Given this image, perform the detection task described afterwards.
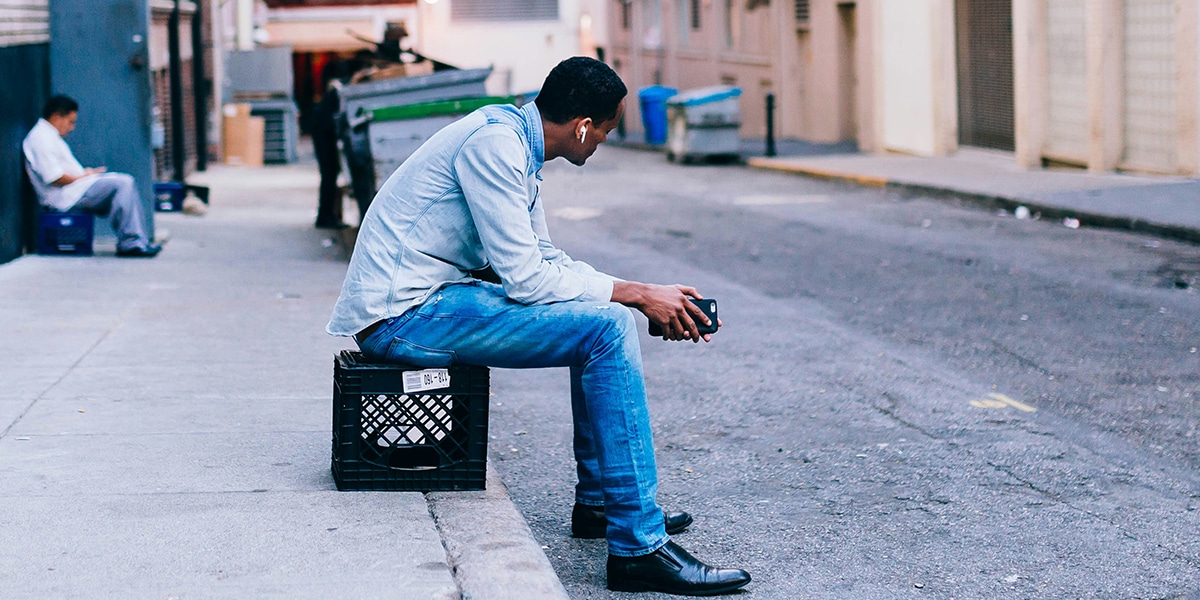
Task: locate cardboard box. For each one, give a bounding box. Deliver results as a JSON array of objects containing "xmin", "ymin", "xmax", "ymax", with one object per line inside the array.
[
  {"xmin": 222, "ymin": 104, "xmax": 264, "ymax": 167},
  {"xmin": 243, "ymin": 117, "xmax": 265, "ymax": 167}
]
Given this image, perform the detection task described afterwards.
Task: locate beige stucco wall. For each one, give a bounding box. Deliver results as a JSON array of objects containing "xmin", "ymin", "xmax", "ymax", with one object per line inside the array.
[
  {"xmin": 415, "ymin": 0, "xmax": 605, "ymax": 97},
  {"xmin": 610, "ymin": 0, "xmax": 868, "ymax": 145},
  {"xmin": 1179, "ymin": 0, "xmax": 1200, "ymax": 173},
  {"xmin": 1013, "ymin": 0, "xmax": 1198, "ymax": 175},
  {"xmin": 876, "ymin": 0, "xmax": 956, "ymax": 156}
]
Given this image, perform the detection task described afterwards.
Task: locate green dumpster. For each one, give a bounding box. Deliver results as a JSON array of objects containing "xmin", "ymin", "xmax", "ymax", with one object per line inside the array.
[{"xmin": 365, "ymin": 96, "xmax": 516, "ymax": 193}]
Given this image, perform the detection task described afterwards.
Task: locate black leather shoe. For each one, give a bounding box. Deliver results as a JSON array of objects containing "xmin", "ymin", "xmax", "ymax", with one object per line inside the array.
[
  {"xmin": 571, "ymin": 503, "xmax": 693, "ymax": 539},
  {"xmin": 607, "ymin": 540, "xmax": 751, "ymax": 596},
  {"xmin": 115, "ymin": 244, "xmax": 161, "ymax": 258}
]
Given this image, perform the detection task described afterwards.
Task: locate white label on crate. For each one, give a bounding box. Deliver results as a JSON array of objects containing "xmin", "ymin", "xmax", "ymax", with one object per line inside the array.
[{"xmin": 402, "ymin": 369, "xmax": 451, "ymax": 394}]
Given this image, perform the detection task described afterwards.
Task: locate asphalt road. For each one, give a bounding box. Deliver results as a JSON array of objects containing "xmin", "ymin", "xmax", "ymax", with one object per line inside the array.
[{"xmin": 487, "ymin": 145, "xmax": 1200, "ymax": 599}]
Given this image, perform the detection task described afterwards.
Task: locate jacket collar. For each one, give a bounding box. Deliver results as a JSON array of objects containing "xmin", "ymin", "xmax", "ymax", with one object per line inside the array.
[{"xmin": 520, "ymin": 101, "xmax": 545, "ymax": 177}]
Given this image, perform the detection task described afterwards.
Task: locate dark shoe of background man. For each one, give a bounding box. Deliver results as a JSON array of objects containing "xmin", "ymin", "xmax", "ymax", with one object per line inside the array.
[
  {"xmin": 571, "ymin": 503, "xmax": 693, "ymax": 539},
  {"xmin": 115, "ymin": 244, "xmax": 161, "ymax": 258},
  {"xmin": 607, "ymin": 540, "xmax": 752, "ymax": 596}
]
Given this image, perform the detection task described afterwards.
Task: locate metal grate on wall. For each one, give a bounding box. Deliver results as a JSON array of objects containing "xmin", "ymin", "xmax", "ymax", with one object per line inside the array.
[
  {"xmin": 0, "ymin": 0, "xmax": 49, "ymax": 47},
  {"xmin": 250, "ymin": 100, "xmax": 299, "ymax": 164},
  {"xmin": 1044, "ymin": 0, "xmax": 1087, "ymax": 163},
  {"xmin": 451, "ymin": 0, "xmax": 558, "ymax": 22},
  {"xmin": 955, "ymin": 0, "xmax": 1015, "ymax": 151},
  {"xmin": 1122, "ymin": 0, "xmax": 1176, "ymax": 172},
  {"xmin": 152, "ymin": 62, "xmax": 198, "ymax": 181},
  {"xmin": 795, "ymin": 0, "xmax": 810, "ymax": 24}
]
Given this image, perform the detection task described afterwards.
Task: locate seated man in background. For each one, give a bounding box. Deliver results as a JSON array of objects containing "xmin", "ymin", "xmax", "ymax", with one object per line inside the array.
[{"xmin": 23, "ymin": 95, "xmax": 161, "ymax": 258}]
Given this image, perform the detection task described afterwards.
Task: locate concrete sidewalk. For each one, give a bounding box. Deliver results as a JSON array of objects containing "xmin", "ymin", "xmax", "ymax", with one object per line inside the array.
[
  {"xmin": 0, "ymin": 163, "xmax": 566, "ymax": 599},
  {"xmin": 747, "ymin": 147, "xmax": 1200, "ymax": 244}
]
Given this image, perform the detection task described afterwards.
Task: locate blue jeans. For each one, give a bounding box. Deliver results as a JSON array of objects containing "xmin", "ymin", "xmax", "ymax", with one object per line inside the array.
[{"xmin": 357, "ymin": 281, "xmax": 669, "ymax": 556}]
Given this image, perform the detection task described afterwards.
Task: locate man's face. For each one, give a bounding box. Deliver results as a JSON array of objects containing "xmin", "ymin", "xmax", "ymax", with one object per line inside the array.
[
  {"xmin": 48, "ymin": 111, "xmax": 77, "ymax": 137},
  {"xmin": 567, "ymin": 99, "xmax": 625, "ymax": 167}
]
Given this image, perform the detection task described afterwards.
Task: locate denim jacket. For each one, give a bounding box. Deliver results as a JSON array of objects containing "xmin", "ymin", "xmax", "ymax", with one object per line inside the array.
[{"xmin": 327, "ymin": 102, "xmax": 615, "ymax": 336}]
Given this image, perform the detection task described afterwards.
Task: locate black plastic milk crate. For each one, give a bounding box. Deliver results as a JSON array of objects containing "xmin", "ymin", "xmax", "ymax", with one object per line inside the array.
[{"xmin": 332, "ymin": 351, "xmax": 489, "ymax": 491}]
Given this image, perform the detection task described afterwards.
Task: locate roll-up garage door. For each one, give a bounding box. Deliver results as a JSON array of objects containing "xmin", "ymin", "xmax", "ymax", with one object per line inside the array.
[
  {"xmin": 1122, "ymin": 0, "xmax": 1176, "ymax": 172},
  {"xmin": 955, "ymin": 0, "xmax": 1015, "ymax": 151},
  {"xmin": 1044, "ymin": 0, "xmax": 1088, "ymax": 164}
]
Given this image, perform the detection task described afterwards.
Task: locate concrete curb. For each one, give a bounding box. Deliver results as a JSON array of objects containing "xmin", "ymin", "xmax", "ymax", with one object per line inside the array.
[
  {"xmin": 427, "ymin": 461, "xmax": 570, "ymax": 600},
  {"xmin": 745, "ymin": 157, "xmax": 889, "ymax": 187},
  {"xmin": 746, "ymin": 158, "xmax": 1200, "ymax": 245}
]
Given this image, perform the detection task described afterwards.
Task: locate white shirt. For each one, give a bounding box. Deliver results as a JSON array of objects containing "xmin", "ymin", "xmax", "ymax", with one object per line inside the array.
[{"xmin": 22, "ymin": 118, "xmax": 98, "ymax": 211}]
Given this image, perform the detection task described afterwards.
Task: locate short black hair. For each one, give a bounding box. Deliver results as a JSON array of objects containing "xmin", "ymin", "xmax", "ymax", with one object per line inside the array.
[
  {"xmin": 43, "ymin": 95, "xmax": 79, "ymax": 119},
  {"xmin": 535, "ymin": 57, "xmax": 627, "ymax": 125}
]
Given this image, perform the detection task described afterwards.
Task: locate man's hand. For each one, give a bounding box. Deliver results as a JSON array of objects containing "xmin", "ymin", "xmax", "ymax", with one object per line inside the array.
[
  {"xmin": 51, "ymin": 167, "xmax": 105, "ymax": 187},
  {"xmin": 611, "ymin": 281, "xmax": 721, "ymax": 343}
]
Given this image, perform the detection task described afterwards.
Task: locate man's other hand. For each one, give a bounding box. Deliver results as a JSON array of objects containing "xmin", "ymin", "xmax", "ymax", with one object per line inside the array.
[{"xmin": 612, "ymin": 282, "xmax": 720, "ymax": 343}]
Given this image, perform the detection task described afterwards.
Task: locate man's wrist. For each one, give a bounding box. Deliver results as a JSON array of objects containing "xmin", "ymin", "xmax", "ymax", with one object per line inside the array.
[{"xmin": 611, "ymin": 281, "xmax": 646, "ymax": 308}]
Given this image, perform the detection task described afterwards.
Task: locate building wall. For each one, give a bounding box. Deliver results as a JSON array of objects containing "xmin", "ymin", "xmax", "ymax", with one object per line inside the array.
[
  {"xmin": 1014, "ymin": 0, "xmax": 1199, "ymax": 175},
  {"xmin": 876, "ymin": 0, "xmax": 956, "ymax": 156},
  {"xmin": 878, "ymin": 1, "xmax": 935, "ymax": 154},
  {"xmin": 263, "ymin": 4, "xmax": 417, "ymax": 52},
  {"xmin": 0, "ymin": 0, "xmax": 51, "ymax": 264},
  {"xmin": 51, "ymin": 0, "xmax": 157, "ymax": 241},
  {"xmin": 610, "ymin": 0, "xmax": 872, "ymax": 145},
  {"xmin": 0, "ymin": 43, "xmax": 50, "ymax": 264},
  {"xmin": 415, "ymin": 0, "xmax": 606, "ymax": 96}
]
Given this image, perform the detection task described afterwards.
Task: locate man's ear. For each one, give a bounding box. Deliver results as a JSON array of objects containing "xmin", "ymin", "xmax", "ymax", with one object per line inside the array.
[{"xmin": 576, "ymin": 117, "xmax": 593, "ymax": 138}]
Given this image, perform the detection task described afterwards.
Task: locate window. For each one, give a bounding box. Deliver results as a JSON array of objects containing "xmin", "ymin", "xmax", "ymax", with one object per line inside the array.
[
  {"xmin": 678, "ymin": 0, "xmax": 691, "ymax": 44},
  {"xmin": 795, "ymin": 0, "xmax": 810, "ymax": 24},
  {"xmin": 451, "ymin": 0, "xmax": 559, "ymax": 22},
  {"xmin": 692, "ymin": 0, "xmax": 702, "ymax": 29},
  {"xmin": 724, "ymin": 0, "xmax": 739, "ymax": 48},
  {"xmin": 645, "ymin": 0, "xmax": 663, "ymax": 49},
  {"xmin": 620, "ymin": 0, "xmax": 632, "ymax": 29}
]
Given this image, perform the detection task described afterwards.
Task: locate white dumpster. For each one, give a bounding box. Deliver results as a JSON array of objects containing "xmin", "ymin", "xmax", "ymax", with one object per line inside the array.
[{"xmin": 665, "ymin": 86, "xmax": 742, "ymax": 162}]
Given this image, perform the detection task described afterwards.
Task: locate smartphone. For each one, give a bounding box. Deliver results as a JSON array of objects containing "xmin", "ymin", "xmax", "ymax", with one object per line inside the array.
[{"xmin": 648, "ymin": 298, "xmax": 719, "ymax": 337}]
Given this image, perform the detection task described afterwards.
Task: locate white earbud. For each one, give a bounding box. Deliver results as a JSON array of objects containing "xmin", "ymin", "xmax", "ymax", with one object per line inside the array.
[{"xmin": 579, "ymin": 125, "xmax": 587, "ymax": 143}]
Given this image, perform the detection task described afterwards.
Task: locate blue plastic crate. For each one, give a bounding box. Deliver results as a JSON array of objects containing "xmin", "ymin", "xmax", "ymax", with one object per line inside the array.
[
  {"xmin": 153, "ymin": 181, "xmax": 186, "ymax": 212},
  {"xmin": 37, "ymin": 212, "xmax": 94, "ymax": 256}
]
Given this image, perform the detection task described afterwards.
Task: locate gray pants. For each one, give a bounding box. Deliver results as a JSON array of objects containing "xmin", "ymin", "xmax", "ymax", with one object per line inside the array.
[{"xmin": 73, "ymin": 173, "xmax": 151, "ymax": 252}]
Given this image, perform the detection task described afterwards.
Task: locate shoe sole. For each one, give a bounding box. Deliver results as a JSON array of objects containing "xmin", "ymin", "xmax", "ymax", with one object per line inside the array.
[{"xmin": 607, "ymin": 578, "xmax": 750, "ymax": 595}]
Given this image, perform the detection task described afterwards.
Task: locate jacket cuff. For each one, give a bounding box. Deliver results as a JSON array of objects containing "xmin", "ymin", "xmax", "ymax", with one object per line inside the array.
[{"xmin": 584, "ymin": 275, "xmax": 615, "ymax": 303}]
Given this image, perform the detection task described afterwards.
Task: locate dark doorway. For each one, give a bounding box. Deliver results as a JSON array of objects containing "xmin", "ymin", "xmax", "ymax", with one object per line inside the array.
[{"xmin": 955, "ymin": 0, "xmax": 1015, "ymax": 151}]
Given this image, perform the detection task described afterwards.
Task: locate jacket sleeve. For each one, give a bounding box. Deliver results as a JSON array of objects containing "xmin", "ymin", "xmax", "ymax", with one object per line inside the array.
[{"xmin": 454, "ymin": 126, "xmax": 614, "ymax": 304}]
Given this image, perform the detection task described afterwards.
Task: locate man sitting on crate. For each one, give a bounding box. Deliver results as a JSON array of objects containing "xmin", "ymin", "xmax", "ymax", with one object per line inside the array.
[
  {"xmin": 327, "ymin": 57, "xmax": 750, "ymax": 596},
  {"xmin": 23, "ymin": 95, "xmax": 162, "ymax": 258}
]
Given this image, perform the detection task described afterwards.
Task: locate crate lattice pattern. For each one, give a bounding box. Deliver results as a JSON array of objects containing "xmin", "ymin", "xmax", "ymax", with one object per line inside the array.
[{"xmin": 360, "ymin": 392, "xmax": 463, "ymax": 453}]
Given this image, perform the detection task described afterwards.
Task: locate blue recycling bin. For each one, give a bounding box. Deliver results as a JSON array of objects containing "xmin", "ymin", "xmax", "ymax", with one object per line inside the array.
[{"xmin": 638, "ymin": 85, "xmax": 677, "ymax": 145}]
